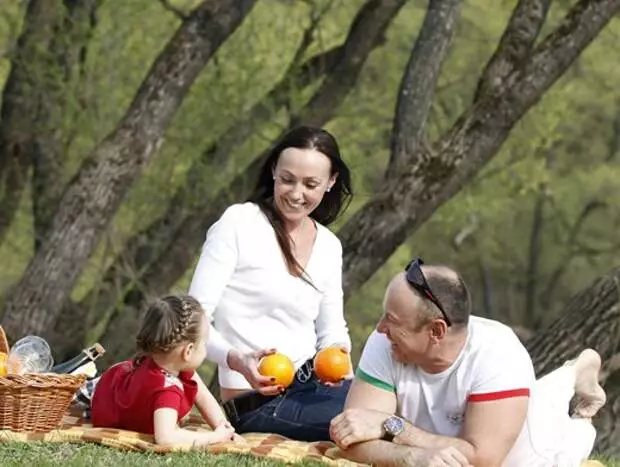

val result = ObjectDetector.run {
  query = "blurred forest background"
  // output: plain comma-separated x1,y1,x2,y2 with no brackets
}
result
1,0,620,454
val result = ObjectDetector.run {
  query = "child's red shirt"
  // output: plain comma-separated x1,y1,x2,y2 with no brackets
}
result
91,357,198,434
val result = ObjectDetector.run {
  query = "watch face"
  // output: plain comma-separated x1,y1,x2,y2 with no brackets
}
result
385,416,405,435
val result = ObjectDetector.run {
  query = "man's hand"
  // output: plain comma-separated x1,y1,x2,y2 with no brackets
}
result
329,408,387,448
405,447,471,467
227,348,284,396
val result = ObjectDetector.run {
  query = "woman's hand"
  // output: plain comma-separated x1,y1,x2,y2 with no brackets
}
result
227,348,284,396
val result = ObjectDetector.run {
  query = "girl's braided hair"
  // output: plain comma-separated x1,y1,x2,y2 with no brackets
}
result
134,295,203,364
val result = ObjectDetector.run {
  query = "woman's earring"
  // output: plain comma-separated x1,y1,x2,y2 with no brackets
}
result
326,187,331,192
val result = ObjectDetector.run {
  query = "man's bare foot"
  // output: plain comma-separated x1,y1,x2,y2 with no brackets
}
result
572,349,606,419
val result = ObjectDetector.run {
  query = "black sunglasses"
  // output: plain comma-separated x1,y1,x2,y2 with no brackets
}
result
405,258,451,327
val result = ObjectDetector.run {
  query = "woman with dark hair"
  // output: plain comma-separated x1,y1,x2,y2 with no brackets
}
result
188,126,354,441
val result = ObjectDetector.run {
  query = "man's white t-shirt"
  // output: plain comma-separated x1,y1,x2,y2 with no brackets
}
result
357,316,538,466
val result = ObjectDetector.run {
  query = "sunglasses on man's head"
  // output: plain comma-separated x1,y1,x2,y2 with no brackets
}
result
404,258,451,327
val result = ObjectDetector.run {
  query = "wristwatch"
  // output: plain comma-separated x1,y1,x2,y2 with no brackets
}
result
382,415,405,442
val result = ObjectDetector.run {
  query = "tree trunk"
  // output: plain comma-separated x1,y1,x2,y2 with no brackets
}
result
593,368,620,456
524,184,546,326
524,265,620,454
31,0,100,249
1,0,257,341
526,266,620,376
88,0,407,363
340,0,620,300
0,0,97,246
385,0,462,178
475,0,552,100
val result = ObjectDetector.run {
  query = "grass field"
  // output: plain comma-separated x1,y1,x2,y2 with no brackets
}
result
0,442,328,467
0,442,617,466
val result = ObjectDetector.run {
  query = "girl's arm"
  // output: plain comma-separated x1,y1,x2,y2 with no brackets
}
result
153,408,233,447
192,373,229,428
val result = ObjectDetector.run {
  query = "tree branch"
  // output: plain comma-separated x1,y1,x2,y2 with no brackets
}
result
158,0,189,20
290,0,405,128
475,0,552,100
385,0,462,178
607,103,620,162
539,199,609,310
338,0,620,300
1,0,258,340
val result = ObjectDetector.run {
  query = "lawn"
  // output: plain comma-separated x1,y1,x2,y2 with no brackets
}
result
0,442,617,466
0,442,328,467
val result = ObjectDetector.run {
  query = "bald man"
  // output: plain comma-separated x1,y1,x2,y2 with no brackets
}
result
330,258,605,467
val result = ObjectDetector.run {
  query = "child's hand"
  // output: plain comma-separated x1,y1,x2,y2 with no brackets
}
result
214,419,233,431
212,424,235,443
231,433,247,444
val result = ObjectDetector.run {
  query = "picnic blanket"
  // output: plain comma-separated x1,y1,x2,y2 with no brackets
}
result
0,404,360,466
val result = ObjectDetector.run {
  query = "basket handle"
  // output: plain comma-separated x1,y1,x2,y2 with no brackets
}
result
0,325,10,355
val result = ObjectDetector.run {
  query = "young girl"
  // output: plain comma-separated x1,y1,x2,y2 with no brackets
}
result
91,294,238,447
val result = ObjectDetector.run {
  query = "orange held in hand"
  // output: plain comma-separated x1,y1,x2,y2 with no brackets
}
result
258,352,295,388
314,347,352,383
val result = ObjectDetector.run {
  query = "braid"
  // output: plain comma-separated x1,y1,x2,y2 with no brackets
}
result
135,294,204,358
168,298,194,348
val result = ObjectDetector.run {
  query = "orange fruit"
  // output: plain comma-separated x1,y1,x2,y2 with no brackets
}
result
314,347,351,383
258,352,295,388
0,352,7,377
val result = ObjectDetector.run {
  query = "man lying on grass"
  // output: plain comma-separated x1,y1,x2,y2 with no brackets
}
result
330,258,606,467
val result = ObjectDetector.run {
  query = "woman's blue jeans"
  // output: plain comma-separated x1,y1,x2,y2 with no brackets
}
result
226,375,351,442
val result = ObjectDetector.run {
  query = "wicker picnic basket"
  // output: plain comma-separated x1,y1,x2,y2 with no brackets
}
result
0,326,86,432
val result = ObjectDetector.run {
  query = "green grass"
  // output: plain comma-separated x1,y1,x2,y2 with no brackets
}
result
0,442,617,466
0,443,327,467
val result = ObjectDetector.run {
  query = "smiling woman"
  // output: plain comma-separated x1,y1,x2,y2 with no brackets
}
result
187,126,355,441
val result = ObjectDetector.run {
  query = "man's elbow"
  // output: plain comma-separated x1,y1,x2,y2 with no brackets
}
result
470,449,507,467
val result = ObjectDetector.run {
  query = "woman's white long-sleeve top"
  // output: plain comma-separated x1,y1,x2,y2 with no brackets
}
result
188,202,351,389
